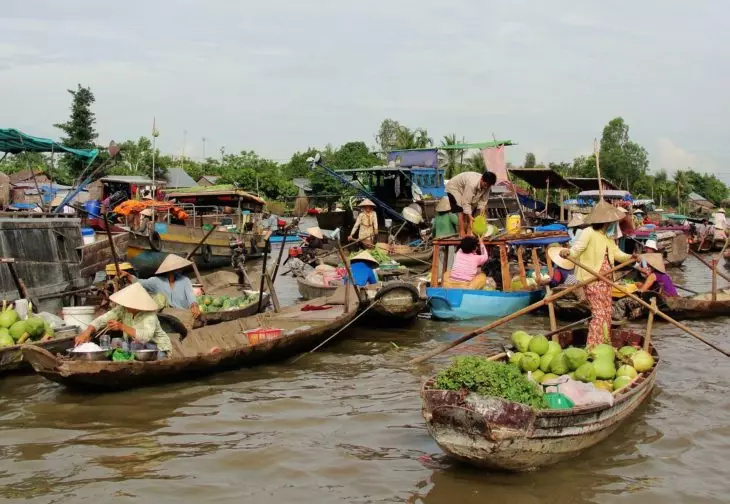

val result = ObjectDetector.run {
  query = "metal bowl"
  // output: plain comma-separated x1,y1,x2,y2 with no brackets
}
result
133,349,158,362
66,349,111,361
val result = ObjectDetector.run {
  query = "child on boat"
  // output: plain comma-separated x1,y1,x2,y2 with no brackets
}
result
636,253,678,297
432,196,458,238
443,236,489,290
348,250,380,287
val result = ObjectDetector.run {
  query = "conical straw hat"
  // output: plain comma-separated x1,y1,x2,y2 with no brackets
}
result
358,198,376,208
640,252,666,273
547,246,574,270
436,196,451,212
567,214,584,228
583,200,624,225
155,254,194,275
350,250,379,266
306,227,324,239
110,282,159,311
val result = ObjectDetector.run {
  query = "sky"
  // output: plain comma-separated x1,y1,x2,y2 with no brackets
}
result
1,1,728,181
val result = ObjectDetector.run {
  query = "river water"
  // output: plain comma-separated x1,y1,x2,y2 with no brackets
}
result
1,246,729,503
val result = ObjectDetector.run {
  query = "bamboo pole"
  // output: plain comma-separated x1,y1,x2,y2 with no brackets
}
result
546,285,558,333
712,257,718,301
690,249,730,283
408,258,636,364
517,246,527,288
335,242,357,313
644,297,656,352
567,257,730,357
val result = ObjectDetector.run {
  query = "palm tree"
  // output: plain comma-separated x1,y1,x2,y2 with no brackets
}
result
439,133,466,178
394,127,433,149
466,150,486,172
673,169,691,213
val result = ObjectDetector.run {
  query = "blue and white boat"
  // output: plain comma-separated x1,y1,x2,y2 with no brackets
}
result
427,287,545,321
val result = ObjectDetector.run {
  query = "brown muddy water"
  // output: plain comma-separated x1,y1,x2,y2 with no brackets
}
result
0,250,729,503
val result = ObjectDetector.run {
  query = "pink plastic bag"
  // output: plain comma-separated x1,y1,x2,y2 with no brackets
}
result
544,377,613,407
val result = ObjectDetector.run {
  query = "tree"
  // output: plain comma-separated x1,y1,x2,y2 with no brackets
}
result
524,152,536,168
598,117,649,191
673,169,692,212
54,84,98,179
439,134,466,178
466,151,486,172
282,148,320,179
394,127,432,149
0,152,47,175
332,141,380,169
374,118,401,155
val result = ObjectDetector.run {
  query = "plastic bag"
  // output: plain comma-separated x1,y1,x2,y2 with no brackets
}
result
544,377,614,407
111,349,134,361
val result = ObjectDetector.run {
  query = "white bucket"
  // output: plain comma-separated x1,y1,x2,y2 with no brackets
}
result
62,306,96,330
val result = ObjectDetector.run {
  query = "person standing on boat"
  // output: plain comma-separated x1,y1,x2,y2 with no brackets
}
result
347,250,379,286
443,235,489,289
445,171,497,237
432,196,459,238
123,255,201,317
74,283,172,358
348,199,378,248
560,201,635,346
567,213,586,245
712,208,726,231
636,253,678,296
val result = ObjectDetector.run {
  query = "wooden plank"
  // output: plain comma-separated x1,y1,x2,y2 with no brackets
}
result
500,244,511,291
517,246,527,288
431,244,441,287
265,271,280,313
643,297,656,351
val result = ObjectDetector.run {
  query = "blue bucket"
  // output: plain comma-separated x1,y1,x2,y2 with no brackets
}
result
84,200,101,218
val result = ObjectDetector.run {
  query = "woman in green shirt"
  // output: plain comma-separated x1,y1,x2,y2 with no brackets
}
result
433,197,458,238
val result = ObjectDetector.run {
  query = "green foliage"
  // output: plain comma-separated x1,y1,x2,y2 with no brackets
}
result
439,134,466,178
374,118,402,155
466,151,486,172
53,84,98,179
106,136,169,179
394,126,432,149
524,152,536,168
282,148,320,179
333,141,380,169
0,152,47,175
434,356,547,409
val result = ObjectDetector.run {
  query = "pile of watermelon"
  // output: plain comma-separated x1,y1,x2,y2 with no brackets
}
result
196,294,260,313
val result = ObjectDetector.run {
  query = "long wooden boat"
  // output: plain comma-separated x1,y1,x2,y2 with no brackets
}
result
321,244,433,270
689,237,713,253
297,276,338,300
427,286,544,320
421,327,658,471
22,288,360,391
0,326,78,375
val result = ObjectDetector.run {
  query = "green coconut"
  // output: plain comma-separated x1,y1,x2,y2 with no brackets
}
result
528,335,550,356
564,347,588,371
520,352,541,373
575,362,596,383
510,330,532,353
25,317,45,339
593,358,617,380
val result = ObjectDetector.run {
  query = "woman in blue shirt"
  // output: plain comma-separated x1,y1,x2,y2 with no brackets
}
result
348,250,380,286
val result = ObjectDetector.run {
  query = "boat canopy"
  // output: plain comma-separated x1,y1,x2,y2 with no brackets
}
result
508,168,577,190
165,184,265,205
0,128,98,162
577,189,632,200
567,177,620,191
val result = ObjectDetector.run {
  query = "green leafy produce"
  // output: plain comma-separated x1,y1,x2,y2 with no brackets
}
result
520,352,541,372
549,352,569,375
593,358,616,380
528,335,549,356
539,353,554,372
349,247,392,264
508,352,524,367
9,321,29,342
211,297,224,308
0,303,19,329
434,356,547,409
564,347,588,371
616,365,638,379
511,330,532,353
590,344,615,362
631,350,655,372
613,375,633,391
575,362,596,382
111,349,133,361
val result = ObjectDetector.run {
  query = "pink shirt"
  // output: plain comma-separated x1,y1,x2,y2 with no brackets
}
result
450,241,489,281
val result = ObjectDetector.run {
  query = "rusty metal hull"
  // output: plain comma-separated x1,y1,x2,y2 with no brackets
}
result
421,329,658,471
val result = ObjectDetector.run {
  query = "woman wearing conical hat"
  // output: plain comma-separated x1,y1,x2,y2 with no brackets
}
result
636,252,678,297
348,250,380,287
348,199,378,248
560,201,636,346
74,283,172,356
123,254,201,317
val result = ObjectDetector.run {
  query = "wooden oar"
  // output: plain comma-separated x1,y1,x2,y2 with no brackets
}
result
690,249,730,284
567,257,730,357
408,258,635,364
674,284,699,295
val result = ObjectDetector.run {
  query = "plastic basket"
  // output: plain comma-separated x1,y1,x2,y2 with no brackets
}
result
245,327,283,345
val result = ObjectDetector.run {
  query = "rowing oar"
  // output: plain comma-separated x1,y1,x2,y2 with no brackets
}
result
408,258,636,364
690,249,730,284
674,284,699,295
567,257,730,357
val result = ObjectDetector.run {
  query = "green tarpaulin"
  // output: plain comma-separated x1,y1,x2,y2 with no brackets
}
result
0,128,98,162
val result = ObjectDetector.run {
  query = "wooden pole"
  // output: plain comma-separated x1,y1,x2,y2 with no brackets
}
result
545,248,554,277
264,271,280,312
102,212,122,291
0,258,29,299
546,285,558,333
690,249,730,283
336,242,357,313
644,297,656,352
431,244,440,286
712,257,718,301
517,246,527,288
408,258,635,364
256,239,270,313
594,139,604,200
271,227,289,280
567,257,730,357
185,225,218,260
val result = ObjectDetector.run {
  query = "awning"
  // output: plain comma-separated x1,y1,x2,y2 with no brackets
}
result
508,235,570,246
508,168,577,190
566,177,619,191
0,128,98,162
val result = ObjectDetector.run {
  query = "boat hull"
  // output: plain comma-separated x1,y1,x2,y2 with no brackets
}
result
427,287,545,320
421,328,658,471
0,330,77,375
296,277,338,300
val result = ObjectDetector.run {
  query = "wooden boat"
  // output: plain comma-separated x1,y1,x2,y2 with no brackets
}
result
662,290,730,319
0,326,78,375
629,231,688,267
22,288,360,391
428,286,544,320
296,276,338,300
321,244,433,270
361,281,428,326
78,231,130,280
421,327,658,471
199,291,271,324
690,236,713,253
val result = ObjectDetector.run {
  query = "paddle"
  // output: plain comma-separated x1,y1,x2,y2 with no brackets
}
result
408,258,636,364
567,257,730,357
690,249,730,284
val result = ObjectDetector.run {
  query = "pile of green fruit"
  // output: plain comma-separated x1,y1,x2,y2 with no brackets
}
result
0,302,54,348
348,248,392,264
196,293,260,314
509,330,655,393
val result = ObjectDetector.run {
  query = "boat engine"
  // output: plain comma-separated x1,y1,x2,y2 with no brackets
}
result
229,237,252,289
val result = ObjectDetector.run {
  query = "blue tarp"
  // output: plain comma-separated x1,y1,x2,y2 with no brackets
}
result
508,236,570,246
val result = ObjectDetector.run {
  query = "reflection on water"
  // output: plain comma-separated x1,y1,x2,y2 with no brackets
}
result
0,252,729,503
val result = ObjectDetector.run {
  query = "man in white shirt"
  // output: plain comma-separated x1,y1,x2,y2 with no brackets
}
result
445,171,497,237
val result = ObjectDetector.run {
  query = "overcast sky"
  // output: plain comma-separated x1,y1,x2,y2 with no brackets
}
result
1,1,728,180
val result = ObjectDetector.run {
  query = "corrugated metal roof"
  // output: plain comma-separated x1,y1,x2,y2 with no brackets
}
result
165,167,198,188
688,192,709,202
100,175,164,185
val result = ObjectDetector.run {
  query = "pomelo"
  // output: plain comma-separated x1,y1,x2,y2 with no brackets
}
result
0,308,19,329
613,375,633,391
511,330,532,353
520,352,541,372
0,332,14,347
528,334,550,356
617,345,639,360
508,352,524,367
593,380,614,392
549,352,570,375
530,370,545,383
565,347,588,371
631,350,655,373
590,344,615,362
616,365,638,379
593,358,616,380
539,353,554,372
541,373,559,384
575,362,596,383
9,321,28,342
546,341,562,355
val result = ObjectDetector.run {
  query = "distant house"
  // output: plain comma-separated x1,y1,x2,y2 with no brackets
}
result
9,169,49,185
166,167,198,189
687,192,714,215
197,175,220,186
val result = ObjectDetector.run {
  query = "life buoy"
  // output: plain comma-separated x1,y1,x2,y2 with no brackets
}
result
148,231,162,251
200,244,212,263
374,281,420,303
